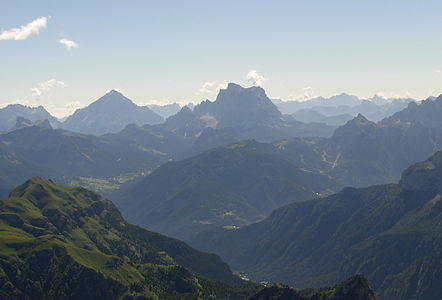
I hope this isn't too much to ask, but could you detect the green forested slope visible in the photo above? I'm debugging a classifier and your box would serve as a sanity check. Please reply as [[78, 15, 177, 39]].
[[0, 177, 258, 299], [192, 151, 442, 300]]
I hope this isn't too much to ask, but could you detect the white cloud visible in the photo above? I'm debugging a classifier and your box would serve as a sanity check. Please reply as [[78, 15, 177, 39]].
[[0, 17, 48, 41], [246, 70, 265, 86], [374, 91, 412, 99], [289, 86, 316, 102], [31, 79, 66, 98], [59, 38, 79, 50], [141, 98, 174, 105], [65, 101, 82, 114], [198, 81, 228, 94], [45, 101, 82, 118]]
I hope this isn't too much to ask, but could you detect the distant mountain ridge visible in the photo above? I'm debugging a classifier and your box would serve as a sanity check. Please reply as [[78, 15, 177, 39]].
[[276, 93, 416, 123], [62, 90, 163, 135], [147, 103, 181, 118], [381, 94, 442, 128], [162, 83, 335, 142], [0, 104, 60, 131], [10, 117, 52, 131], [291, 109, 354, 126], [0, 123, 182, 194], [114, 111, 442, 242]]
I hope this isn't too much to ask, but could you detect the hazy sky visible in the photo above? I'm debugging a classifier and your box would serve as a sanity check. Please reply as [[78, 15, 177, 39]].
[[2, 0, 442, 117]]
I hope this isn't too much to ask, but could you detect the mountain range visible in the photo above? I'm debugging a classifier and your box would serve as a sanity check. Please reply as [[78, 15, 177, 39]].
[[0, 120, 180, 197], [162, 83, 336, 142], [0, 177, 255, 299], [112, 106, 442, 241], [191, 150, 442, 300], [275, 93, 416, 125], [113, 140, 340, 240], [382, 94, 442, 128], [0, 177, 374, 299], [1, 82, 441, 299], [0, 104, 60, 131], [0, 85, 420, 138]]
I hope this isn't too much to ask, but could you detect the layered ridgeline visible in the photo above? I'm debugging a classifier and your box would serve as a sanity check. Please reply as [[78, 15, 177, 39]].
[[0, 104, 60, 131], [62, 90, 163, 135], [192, 151, 442, 300], [162, 83, 335, 142], [0, 84, 336, 195], [113, 112, 442, 241], [113, 140, 340, 240], [275, 92, 415, 124], [0, 119, 190, 197], [301, 113, 442, 187], [0, 177, 258, 299], [0, 178, 376, 300], [381, 94, 442, 129]]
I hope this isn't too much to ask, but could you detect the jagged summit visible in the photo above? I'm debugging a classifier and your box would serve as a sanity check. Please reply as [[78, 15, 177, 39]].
[[352, 113, 370, 124], [0, 104, 59, 131], [10, 117, 52, 131], [92, 89, 132, 106], [381, 93, 442, 129], [199, 82, 282, 129], [217, 82, 267, 102], [331, 113, 375, 141]]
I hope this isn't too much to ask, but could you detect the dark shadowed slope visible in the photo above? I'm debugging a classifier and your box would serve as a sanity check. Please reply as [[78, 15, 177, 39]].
[[113, 110, 442, 244], [192, 150, 442, 300], [112, 140, 340, 240]]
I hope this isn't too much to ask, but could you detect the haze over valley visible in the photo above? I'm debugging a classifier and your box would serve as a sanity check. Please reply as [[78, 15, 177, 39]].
[[2, 1, 442, 299]]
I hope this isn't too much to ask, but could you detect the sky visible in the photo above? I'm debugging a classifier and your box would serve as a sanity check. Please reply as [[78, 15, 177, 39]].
[[1, 0, 442, 117]]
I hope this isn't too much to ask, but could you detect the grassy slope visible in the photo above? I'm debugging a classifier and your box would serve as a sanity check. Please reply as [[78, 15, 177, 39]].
[[0, 177, 258, 299]]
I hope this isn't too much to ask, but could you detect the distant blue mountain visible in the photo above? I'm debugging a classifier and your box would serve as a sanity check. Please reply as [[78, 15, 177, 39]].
[[62, 90, 163, 135], [147, 103, 181, 118], [0, 104, 59, 131]]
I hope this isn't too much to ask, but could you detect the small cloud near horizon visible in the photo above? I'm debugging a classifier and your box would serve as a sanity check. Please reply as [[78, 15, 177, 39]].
[[31, 79, 66, 99], [289, 86, 315, 102], [0, 17, 48, 41], [59, 38, 79, 50], [246, 70, 265, 86], [374, 91, 412, 99], [198, 81, 228, 95]]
